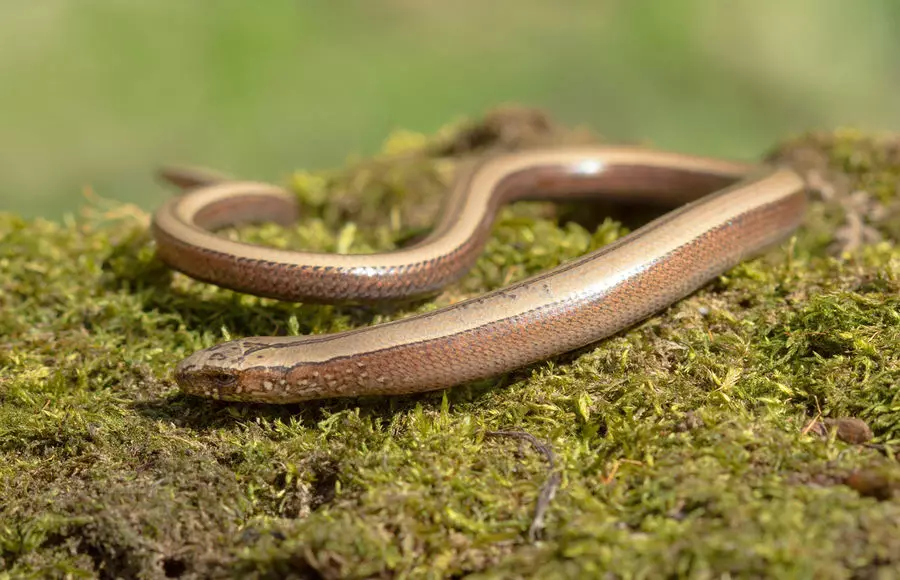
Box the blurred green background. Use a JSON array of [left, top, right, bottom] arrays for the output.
[[2, 0, 898, 219]]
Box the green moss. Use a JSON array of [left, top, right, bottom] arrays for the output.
[[2, 115, 899, 578]]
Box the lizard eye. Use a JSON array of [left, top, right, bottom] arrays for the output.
[[205, 370, 238, 388]]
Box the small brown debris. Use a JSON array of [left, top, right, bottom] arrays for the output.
[[825, 417, 874, 444], [485, 430, 561, 542], [843, 470, 898, 501], [807, 417, 873, 444], [675, 411, 703, 433]]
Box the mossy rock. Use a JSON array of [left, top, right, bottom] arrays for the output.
[[1, 110, 899, 579]]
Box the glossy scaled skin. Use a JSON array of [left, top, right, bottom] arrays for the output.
[[154, 147, 807, 403]]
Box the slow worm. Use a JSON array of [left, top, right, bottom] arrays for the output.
[[151, 147, 806, 403]]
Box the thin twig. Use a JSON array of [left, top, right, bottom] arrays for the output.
[[485, 430, 561, 542]]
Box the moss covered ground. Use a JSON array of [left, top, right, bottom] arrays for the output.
[[1, 110, 899, 578]]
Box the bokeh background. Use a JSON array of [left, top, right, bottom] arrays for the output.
[[2, 0, 898, 219]]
